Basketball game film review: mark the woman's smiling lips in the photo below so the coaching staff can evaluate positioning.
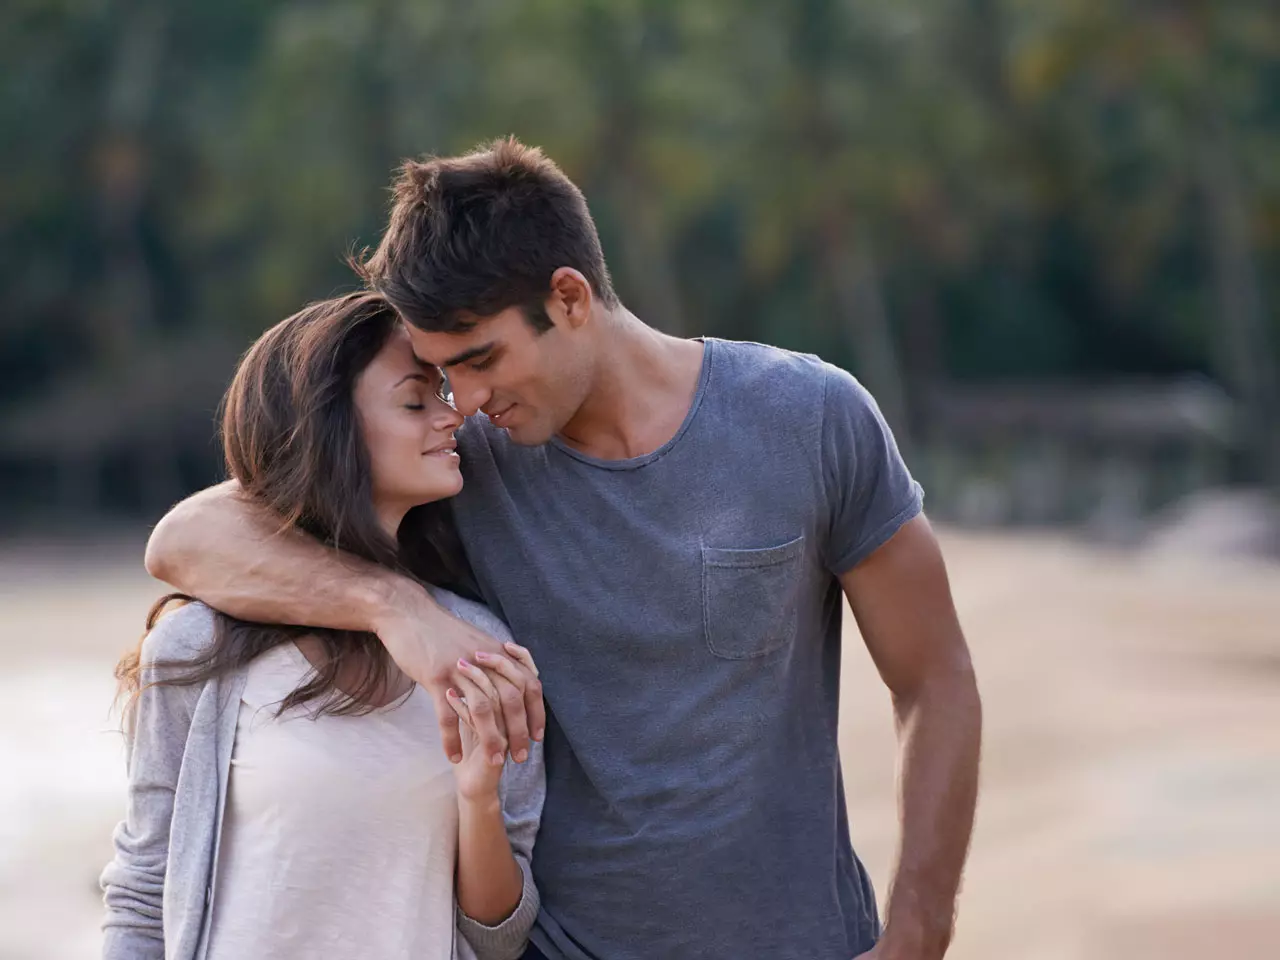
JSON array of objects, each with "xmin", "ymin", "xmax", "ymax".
[{"xmin": 424, "ymin": 438, "xmax": 458, "ymax": 459}]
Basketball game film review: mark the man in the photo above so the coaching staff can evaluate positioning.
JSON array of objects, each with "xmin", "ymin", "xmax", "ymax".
[{"xmin": 147, "ymin": 137, "xmax": 981, "ymax": 960}]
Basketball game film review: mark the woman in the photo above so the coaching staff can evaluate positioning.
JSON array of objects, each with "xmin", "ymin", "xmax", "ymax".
[{"xmin": 101, "ymin": 292, "xmax": 543, "ymax": 960}]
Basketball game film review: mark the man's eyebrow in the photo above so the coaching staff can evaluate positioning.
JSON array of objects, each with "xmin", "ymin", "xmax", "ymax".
[{"xmin": 438, "ymin": 342, "xmax": 496, "ymax": 368}]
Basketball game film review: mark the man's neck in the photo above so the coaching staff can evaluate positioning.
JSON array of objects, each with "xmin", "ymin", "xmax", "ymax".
[{"xmin": 556, "ymin": 309, "xmax": 705, "ymax": 461}]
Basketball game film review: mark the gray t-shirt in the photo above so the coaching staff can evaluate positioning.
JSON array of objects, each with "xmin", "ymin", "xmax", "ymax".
[{"xmin": 451, "ymin": 337, "xmax": 923, "ymax": 960}]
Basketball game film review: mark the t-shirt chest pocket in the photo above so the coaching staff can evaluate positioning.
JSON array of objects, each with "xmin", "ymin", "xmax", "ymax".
[{"xmin": 701, "ymin": 534, "xmax": 806, "ymax": 659}]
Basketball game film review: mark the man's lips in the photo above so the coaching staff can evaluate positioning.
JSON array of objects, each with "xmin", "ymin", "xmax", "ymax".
[{"xmin": 486, "ymin": 404, "xmax": 516, "ymax": 427}]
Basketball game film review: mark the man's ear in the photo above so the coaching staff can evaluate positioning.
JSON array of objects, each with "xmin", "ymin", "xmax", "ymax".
[{"xmin": 547, "ymin": 267, "xmax": 593, "ymax": 330}]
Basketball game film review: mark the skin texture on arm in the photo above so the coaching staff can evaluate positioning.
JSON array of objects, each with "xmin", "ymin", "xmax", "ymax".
[
  {"xmin": 455, "ymin": 795, "xmax": 524, "ymax": 925},
  {"xmin": 839, "ymin": 514, "xmax": 982, "ymax": 960},
  {"xmin": 145, "ymin": 481, "xmax": 545, "ymax": 764},
  {"xmin": 146, "ymin": 481, "xmax": 398, "ymax": 631}
]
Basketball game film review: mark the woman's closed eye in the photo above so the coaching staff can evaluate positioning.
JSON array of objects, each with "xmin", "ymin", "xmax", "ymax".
[{"xmin": 395, "ymin": 370, "xmax": 449, "ymax": 409}]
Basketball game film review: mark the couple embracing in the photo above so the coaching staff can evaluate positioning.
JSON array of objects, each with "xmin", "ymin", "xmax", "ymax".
[{"xmin": 102, "ymin": 138, "xmax": 981, "ymax": 960}]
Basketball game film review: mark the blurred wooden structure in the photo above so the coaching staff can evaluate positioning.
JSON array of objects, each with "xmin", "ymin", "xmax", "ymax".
[
  {"xmin": 917, "ymin": 377, "xmax": 1239, "ymax": 539},
  {"xmin": 0, "ymin": 336, "xmax": 239, "ymax": 521}
]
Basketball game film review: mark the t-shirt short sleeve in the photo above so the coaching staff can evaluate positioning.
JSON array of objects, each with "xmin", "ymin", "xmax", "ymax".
[{"xmin": 820, "ymin": 363, "xmax": 924, "ymax": 574}]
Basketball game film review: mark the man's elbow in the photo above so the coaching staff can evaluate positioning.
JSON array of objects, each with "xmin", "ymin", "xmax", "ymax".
[
  {"xmin": 144, "ymin": 506, "xmax": 186, "ymax": 584},
  {"xmin": 144, "ymin": 482, "xmax": 229, "ymax": 584},
  {"xmin": 894, "ymin": 647, "xmax": 981, "ymax": 724}
]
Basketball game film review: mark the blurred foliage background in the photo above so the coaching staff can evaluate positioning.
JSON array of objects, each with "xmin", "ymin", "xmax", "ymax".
[{"xmin": 2, "ymin": 0, "xmax": 1278, "ymax": 536}]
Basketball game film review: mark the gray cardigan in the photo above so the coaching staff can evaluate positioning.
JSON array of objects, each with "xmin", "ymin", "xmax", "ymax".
[{"xmin": 100, "ymin": 593, "xmax": 544, "ymax": 960}]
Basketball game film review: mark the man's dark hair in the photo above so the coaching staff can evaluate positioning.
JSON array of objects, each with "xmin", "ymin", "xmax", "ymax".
[{"xmin": 354, "ymin": 137, "xmax": 618, "ymax": 333}]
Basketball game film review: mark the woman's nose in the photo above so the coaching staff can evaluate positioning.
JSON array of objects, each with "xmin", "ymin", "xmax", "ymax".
[{"xmin": 432, "ymin": 395, "xmax": 465, "ymax": 429}]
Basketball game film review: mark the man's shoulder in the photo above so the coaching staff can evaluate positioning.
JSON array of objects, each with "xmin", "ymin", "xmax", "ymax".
[
  {"xmin": 706, "ymin": 338, "xmax": 841, "ymax": 429},
  {"xmin": 708, "ymin": 337, "xmax": 834, "ymax": 395}
]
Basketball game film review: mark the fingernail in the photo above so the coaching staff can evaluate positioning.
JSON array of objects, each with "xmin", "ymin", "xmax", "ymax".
[
  {"xmin": 450, "ymin": 754, "xmax": 462, "ymax": 764},
  {"xmin": 474, "ymin": 651, "xmax": 490, "ymax": 660},
  {"xmin": 457, "ymin": 658, "xmax": 470, "ymax": 669},
  {"xmin": 534, "ymin": 729, "xmax": 545, "ymax": 741},
  {"xmin": 490, "ymin": 752, "xmax": 504, "ymax": 767},
  {"xmin": 515, "ymin": 749, "xmax": 529, "ymax": 763}
]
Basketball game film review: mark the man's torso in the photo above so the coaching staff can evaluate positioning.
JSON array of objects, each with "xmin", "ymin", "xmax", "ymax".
[{"xmin": 452, "ymin": 338, "xmax": 917, "ymax": 960}]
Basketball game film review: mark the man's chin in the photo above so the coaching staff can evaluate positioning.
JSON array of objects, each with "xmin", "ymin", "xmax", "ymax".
[{"xmin": 504, "ymin": 421, "xmax": 553, "ymax": 447}]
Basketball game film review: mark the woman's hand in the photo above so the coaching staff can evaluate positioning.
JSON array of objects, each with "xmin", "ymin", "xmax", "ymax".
[
  {"xmin": 378, "ymin": 595, "xmax": 544, "ymax": 767},
  {"xmin": 446, "ymin": 642, "xmax": 540, "ymax": 803}
]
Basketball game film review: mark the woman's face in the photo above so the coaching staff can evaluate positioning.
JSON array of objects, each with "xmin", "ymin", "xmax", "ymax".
[{"xmin": 354, "ymin": 325, "xmax": 464, "ymax": 524}]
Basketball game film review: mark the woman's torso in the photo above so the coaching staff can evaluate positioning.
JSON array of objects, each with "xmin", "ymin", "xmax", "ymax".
[{"xmin": 203, "ymin": 640, "xmax": 458, "ymax": 960}]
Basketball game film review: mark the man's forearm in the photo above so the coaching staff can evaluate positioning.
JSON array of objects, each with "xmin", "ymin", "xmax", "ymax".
[
  {"xmin": 145, "ymin": 480, "xmax": 415, "ymax": 633},
  {"xmin": 148, "ymin": 483, "xmax": 544, "ymax": 766},
  {"xmin": 879, "ymin": 667, "xmax": 982, "ymax": 959}
]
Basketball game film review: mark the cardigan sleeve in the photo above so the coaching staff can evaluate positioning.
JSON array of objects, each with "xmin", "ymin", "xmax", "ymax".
[{"xmin": 100, "ymin": 602, "xmax": 214, "ymax": 960}]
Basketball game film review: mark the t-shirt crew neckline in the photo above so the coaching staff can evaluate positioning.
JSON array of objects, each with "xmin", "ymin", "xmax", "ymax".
[{"xmin": 547, "ymin": 337, "xmax": 714, "ymax": 472}]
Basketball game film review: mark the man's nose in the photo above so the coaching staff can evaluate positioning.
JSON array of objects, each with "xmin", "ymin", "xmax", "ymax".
[{"xmin": 452, "ymin": 382, "xmax": 491, "ymax": 418}]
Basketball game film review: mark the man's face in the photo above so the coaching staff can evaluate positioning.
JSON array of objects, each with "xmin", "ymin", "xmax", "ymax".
[{"xmin": 405, "ymin": 306, "xmax": 588, "ymax": 446}]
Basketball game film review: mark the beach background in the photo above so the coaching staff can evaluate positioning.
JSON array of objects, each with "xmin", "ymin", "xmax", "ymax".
[{"xmin": 2, "ymin": 526, "xmax": 1277, "ymax": 959}]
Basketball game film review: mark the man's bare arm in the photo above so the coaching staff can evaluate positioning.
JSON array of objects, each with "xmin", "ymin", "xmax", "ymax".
[
  {"xmin": 147, "ymin": 482, "xmax": 392, "ymax": 630},
  {"xmin": 839, "ymin": 514, "xmax": 982, "ymax": 960},
  {"xmin": 146, "ymin": 481, "xmax": 545, "ymax": 763}
]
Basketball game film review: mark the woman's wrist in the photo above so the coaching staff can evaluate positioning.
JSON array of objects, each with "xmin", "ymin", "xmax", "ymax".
[{"xmin": 456, "ymin": 788, "xmax": 503, "ymax": 813}]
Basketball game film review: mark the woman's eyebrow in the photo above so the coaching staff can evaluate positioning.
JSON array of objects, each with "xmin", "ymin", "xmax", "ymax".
[{"xmin": 391, "ymin": 372, "xmax": 433, "ymax": 389}]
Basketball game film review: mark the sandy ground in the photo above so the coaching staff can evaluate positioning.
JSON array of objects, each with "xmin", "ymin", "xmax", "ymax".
[{"xmin": 1, "ymin": 528, "xmax": 1277, "ymax": 959}]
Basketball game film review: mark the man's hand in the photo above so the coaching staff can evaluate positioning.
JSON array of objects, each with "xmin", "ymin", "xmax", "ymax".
[
  {"xmin": 446, "ymin": 642, "xmax": 542, "ymax": 799},
  {"xmin": 374, "ymin": 588, "xmax": 545, "ymax": 765},
  {"xmin": 854, "ymin": 926, "xmax": 947, "ymax": 960},
  {"xmin": 447, "ymin": 659, "xmax": 510, "ymax": 801}
]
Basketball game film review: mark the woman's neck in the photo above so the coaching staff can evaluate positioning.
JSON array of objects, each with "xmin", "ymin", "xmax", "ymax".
[{"xmin": 375, "ymin": 502, "xmax": 408, "ymax": 543}]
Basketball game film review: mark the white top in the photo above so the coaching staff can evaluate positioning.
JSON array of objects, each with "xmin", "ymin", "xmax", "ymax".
[{"xmin": 203, "ymin": 642, "xmax": 459, "ymax": 960}]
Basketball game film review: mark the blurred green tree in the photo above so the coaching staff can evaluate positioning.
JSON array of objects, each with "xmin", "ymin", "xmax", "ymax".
[{"xmin": 2, "ymin": 0, "xmax": 1277, "ymax": 516}]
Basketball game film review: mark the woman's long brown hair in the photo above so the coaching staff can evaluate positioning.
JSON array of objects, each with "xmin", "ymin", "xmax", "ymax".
[{"xmin": 115, "ymin": 292, "xmax": 475, "ymax": 719}]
